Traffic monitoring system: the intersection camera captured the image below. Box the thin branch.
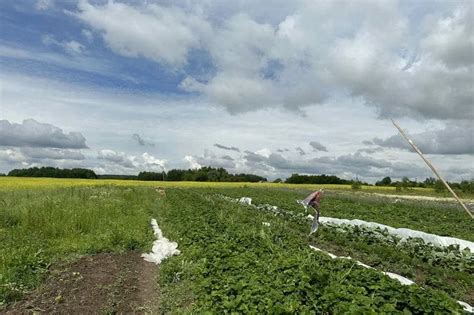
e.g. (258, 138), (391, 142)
(391, 119), (473, 219)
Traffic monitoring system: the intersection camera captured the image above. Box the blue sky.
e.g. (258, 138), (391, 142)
(0, 0), (472, 182)
(0, 1), (190, 94)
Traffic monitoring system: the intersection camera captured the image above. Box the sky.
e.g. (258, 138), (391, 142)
(0, 0), (473, 183)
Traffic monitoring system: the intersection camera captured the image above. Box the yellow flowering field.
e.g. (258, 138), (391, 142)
(0, 177), (343, 190)
(0, 176), (433, 194)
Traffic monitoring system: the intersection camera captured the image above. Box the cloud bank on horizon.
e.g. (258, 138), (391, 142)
(0, 0), (472, 182)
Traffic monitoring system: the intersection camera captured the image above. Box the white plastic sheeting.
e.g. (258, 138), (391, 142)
(309, 245), (415, 283)
(458, 301), (474, 313)
(309, 245), (374, 269)
(308, 245), (471, 313)
(382, 272), (415, 285)
(230, 196), (473, 312)
(241, 196), (474, 253)
(142, 218), (180, 264)
(239, 197), (252, 205)
(316, 216), (474, 253)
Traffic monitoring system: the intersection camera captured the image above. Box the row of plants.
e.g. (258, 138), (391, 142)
(213, 192), (474, 304)
(205, 187), (474, 241)
(153, 189), (465, 313)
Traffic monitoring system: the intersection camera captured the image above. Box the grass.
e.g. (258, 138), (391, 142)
(0, 186), (159, 304)
(1, 182), (471, 312)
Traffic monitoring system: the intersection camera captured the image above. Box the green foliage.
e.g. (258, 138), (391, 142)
(395, 183), (402, 191)
(376, 176), (392, 186)
(352, 180), (362, 190)
(154, 190), (463, 313)
(434, 180), (446, 193)
(460, 180), (474, 194)
(286, 173), (351, 184)
(138, 171), (165, 181)
(377, 177), (474, 194)
(0, 186), (158, 304)
(401, 177), (414, 191)
(424, 177), (436, 186)
(166, 169), (186, 181)
(208, 187), (474, 241)
(96, 174), (138, 180)
(203, 188), (474, 304)
(8, 167), (97, 179)
(1, 185), (471, 312)
(139, 166), (267, 183)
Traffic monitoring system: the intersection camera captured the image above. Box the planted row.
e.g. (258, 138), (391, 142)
(214, 192), (474, 304)
(202, 187), (474, 241)
(153, 189), (464, 313)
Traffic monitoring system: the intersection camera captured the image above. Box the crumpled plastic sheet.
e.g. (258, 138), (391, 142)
(239, 197), (252, 205)
(142, 218), (180, 264)
(309, 245), (472, 313)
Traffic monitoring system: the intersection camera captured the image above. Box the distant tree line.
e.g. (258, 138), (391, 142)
(138, 167), (267, 182)
(6, 167), (472, 193)
(449, 180), (474, 194)
(375, 176), (474, 193)
(285, 173), (365, 185)
(97, 174), (138, 180)
(6, 166), (265, 182)
(8, 167), (97, 179)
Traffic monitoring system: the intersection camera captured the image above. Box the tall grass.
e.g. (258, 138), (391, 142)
(0, 186), (158, 304)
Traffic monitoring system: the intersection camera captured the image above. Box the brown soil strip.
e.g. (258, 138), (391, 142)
(3, 252), (158, 314)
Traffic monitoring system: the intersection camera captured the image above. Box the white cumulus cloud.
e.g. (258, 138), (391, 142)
(75, 0), (211, 68)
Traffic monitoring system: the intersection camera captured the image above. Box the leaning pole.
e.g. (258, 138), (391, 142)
(391, 119), (473, 219)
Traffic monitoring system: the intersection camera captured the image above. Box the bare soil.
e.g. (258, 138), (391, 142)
(3, 252), (159, 314)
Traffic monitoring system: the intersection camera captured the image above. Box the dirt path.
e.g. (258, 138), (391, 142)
(3, 252), (159, 314)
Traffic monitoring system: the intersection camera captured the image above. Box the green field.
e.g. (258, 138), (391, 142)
(1, 178), (473, 313)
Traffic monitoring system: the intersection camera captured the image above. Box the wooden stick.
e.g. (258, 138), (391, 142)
(391, 119), (473, 219)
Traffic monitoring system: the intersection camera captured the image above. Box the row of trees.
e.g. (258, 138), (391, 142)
(4, 167), (472, 193)
(8, 167), (97, 179)
(97, 174), (138, 180)
(138, 167), (267, 182)
(6, 166), (266, 182)
(375, 176), (474, 193)
(284, 173), (365, 185)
